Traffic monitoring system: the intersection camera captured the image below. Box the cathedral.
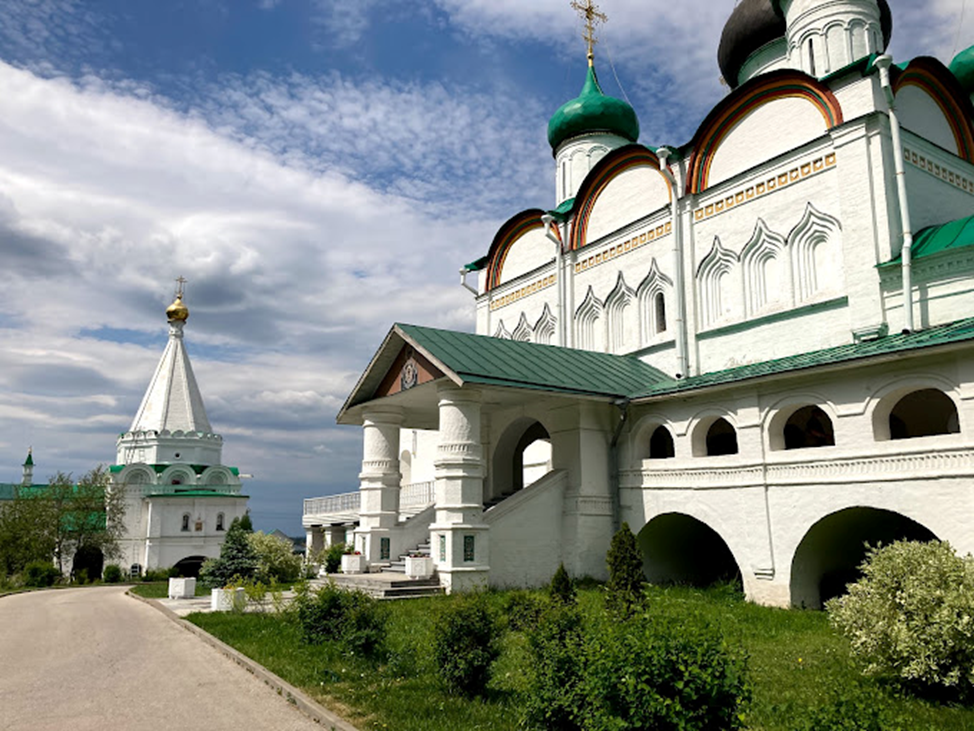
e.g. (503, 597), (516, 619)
(306, 0), (974, 608)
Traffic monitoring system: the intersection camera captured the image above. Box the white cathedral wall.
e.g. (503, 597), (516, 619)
(881, 252), (974, 329)
(584, 166), (670, 243)
(497, 228), (555, 286)
(829, 72), (882, 121)
(896, 86), (961, 157)
(901, 133), (974, 232)
(146, 496), (248, 570)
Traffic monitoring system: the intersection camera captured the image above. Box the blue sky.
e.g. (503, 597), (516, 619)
(0, 0), (969, 534)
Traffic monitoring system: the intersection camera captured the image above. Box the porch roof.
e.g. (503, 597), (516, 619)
(337, 324), (672, 423)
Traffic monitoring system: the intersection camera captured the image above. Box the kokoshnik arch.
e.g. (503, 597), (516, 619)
(306, 0), (974, 607)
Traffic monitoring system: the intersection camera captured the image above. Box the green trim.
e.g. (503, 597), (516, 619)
(547, 64), (639, 151)
(547, 197), (576, 223)
(463, 255), (490, 273)
(697, 297), (848, 341)
(823, 53), (878, 83)
(882, 214), (974, 267)
(109, 465), (124, 473)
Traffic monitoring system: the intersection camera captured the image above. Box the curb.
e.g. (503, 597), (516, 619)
(127, 590), (360, 731)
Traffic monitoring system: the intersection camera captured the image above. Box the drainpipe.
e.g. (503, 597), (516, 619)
(542, 213), (565, 346)
(656, 147), (689, 377)
(874, 55), (915, 333)
(459, 268), (478, 296)
(608, 398), (631, 532)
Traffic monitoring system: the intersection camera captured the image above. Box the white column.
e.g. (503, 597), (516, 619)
(353, 407), (402, 565)
(430, 385), (489, 592)
(325, 525), (348, 548)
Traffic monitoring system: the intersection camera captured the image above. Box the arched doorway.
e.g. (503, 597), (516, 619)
(790, 507), (937, 609)
(172, 555), (208, 578)
(488, 419), (552, 508)
(72, 545), (104, 583)
(637, 513), (742, 589)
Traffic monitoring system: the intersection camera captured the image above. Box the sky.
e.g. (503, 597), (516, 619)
(0, 0), (971, 535)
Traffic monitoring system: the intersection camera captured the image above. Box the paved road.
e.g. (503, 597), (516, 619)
(0, 586), (325, 731)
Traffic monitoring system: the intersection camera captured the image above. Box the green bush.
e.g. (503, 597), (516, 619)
(293, 582), (386, 658)
(583, 612), (750, 731)
(199, 517), (258, 588)
(140, 567), (171, 582)
(789, 685), (905, 731)
(23, 560), (60, 587)
(605, 522), (646, 618)
(828, 540), (974, 696)
(324, 542), (346, 574)
(103, 564), (123, 583)
(550, 563), (576, 605)
(502, 589), (547, 633)
(432, 593), (502, 697)
(248, 531), (303, 583)
(521, 601), (586, 730)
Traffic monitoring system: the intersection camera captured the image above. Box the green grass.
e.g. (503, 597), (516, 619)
(187, 585), (974, 731)
(129, 581), (210, 599)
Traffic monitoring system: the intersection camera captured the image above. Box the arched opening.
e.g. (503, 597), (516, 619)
(488, 419), (552, 508)
(783, 405), (835, 450)
(637, 513), (741, 589)
(790, 507), (937, 609)
(216, 513), (225, 531)
(72, 546), (103, 583)
(181, 513), (190, 532)
(706, 418), (738, 456)
(889, 389), (960, 440)
(172, 555), (208, 578)
(648, 426), (675, 459)
(655, 292), (667, 333)
(400, 450), (412, 485)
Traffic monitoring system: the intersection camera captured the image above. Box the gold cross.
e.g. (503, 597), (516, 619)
(571, 0), (607, 64)
(175, 276), (187, 299)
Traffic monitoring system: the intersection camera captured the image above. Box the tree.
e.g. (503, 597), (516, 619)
(248, 531), (303, 583)
(199, 517), (259, 588)
(605, 522), (647, 617)
(0, 489), (57, 576)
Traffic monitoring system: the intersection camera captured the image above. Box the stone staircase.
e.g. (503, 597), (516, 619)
(314, 572), (443, 600)
(483, 490), (516, 510)
(386, 539), (432, 574)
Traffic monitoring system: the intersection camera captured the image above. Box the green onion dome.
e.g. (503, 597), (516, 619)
(950, 45), (974, 94)
(547, 64), (640, 152)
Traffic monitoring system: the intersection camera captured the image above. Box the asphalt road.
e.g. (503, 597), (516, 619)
(0, 586), (325, 731)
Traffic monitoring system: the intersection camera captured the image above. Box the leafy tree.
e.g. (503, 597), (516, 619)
(248, 531), (303, 583)
(199, 517), (259, 588)
(605, 522), (646, 618)
(0, 489), (57, 576)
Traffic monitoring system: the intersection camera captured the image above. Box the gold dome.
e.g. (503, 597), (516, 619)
(166, 296), (189, 322)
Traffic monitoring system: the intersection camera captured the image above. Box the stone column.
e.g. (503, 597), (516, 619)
(430, 385), (489, 592)
(325, 525), (348, 548)
(306, 526), (324, 557)
(353, 407), (402, 565)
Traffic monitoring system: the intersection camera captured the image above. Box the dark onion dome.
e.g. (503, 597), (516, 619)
(719, 0), (894, 89)
(547, 64), (640, 152)
(950, 44), (974, 94)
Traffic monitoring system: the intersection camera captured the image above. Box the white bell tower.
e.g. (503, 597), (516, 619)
(780, 0), (884, 78)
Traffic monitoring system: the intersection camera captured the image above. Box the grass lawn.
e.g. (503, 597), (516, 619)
(187, 585), (974, 731)
(129, 581), (211, 599)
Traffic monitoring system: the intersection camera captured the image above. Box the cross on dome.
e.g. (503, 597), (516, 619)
(570, 0), (607, 65)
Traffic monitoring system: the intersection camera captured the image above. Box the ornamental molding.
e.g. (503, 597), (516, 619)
(490, 274), (557, 312)
(574, 220), (672, 275)
(903, 146), (974, 196)
(562, 495), (613, 516)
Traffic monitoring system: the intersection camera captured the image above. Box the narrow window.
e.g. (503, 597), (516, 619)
(655, 292), (667, 333)
(181, 513), (190, 532)
(807, 39), (817, 76)
(216, 513), (225, 531)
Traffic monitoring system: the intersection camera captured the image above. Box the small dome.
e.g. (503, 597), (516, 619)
(720, 0), (893, 89)
(950, 45), (974, 94)
(166, 296), (189, 322)
(547, 64), (640, 152)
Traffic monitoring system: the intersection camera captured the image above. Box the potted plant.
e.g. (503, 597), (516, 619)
(405, 552), (434, 579)
(340, 548), (367, 574)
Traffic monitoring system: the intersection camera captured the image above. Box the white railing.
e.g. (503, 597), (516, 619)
(302, 482), (436, 523)
(303, 491), (360, 517)
(401, 481), (435, 514)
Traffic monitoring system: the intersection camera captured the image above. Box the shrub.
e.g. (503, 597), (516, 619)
(140, 567), (171, 582)
(502, 589), (547, 633)
(521, 601), (586, 730)
(432, 593), (502, 697)
(248, 531), (303, 583)
(828, 540), (974, 696)
(23, 560), (60, 588)
(550, 563), (576, 605)
(199, 517), (258, 588)
(103, 564), (123, 583)
(294, 582), (386, 658)
(324, 542), (346, 574)
(583, 612), (750, 731)
(789, 684), (906, 731)
(605, 522), (646, 618)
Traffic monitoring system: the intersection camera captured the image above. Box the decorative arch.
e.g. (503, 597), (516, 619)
(787, 203), (842, 302)
(161, 465), (195, 487)
(637, 513), (743, 588)
(489, 416), (555, 504)
(493, 320), (512, 340)
(636, 259), (673, 343)
(690, 410), (739, 457)
(697, 237), (740, 328)
(867, 375), (962, 441)
(741, 219), (789, 316)
(512, 313), (533, 343)
(534, 303), (557, 345)
(764, 394), (838, 452)
(575, 286), (605, 352)
(570, 145), (672, 251)
(200, 466), (235, 487)
(687, 70), (843, 194)
(604, 272), (635, 353)
(893, 57), (974, 162)
(119, 464), (155, 487)
(484, 209), (549, 290)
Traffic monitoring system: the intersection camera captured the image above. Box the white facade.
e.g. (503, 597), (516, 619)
(320, 1), (974, 607)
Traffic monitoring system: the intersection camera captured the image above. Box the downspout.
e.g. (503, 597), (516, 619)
(656, 147), (689, 377)
(459, 268), (478, 296)
(608, 398), (630, 532)
(874, 55), (915, 333)
(542, 213), (565, 346)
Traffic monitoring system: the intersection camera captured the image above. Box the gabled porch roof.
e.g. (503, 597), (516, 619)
(337, 323), (672, 425)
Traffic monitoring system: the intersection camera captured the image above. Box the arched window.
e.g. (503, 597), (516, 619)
(706, 418), (738, 456)
(889, 389), (960, 440)
(655, 293), (667, 334)
(181, 513), (190, 532)
(216, 513), (225, 531)
(783, 405), (835, 450)
(649, 426), (675, 459)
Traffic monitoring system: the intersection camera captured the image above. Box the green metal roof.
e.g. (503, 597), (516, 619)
(883, 214), (974, 266)
(951, 44), (974, 93)
(398, 324), (670, 399)
(108, 463), (240, 475)
(636, 317), (974, 399)
(149, 490), (247, 499)
(547, 197), (576, 223)
(0, 484), (17, 500)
